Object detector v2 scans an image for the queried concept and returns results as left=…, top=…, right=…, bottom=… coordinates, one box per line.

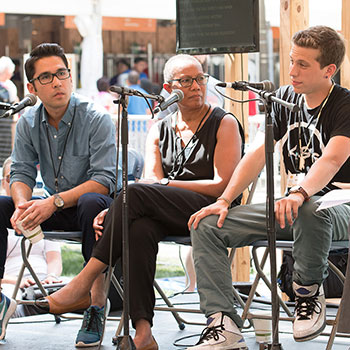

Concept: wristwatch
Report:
left=53, top=193, right=65, bottom=211
left=160, top=178, right=169, bottom=186
left=288, top=185, right=310, bottom=202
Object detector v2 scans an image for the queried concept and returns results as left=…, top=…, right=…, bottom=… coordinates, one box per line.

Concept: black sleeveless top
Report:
left=158, top=106, right=244, bottom=184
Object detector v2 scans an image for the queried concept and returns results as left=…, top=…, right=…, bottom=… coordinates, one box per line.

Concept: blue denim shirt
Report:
left=11, top=93, right=117, bottom=195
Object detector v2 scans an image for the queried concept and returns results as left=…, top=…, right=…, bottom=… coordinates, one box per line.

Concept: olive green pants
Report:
left=191, top=196, right=350, bottom=328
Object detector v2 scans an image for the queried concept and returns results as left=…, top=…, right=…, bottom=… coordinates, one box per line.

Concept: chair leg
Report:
left=153, top=279, right=186, bottom=330
left=241, top=247, right=293, bottom=324
left=17, top=237, right=61, bottom=323
left=12, top=239, right=32, bottom=299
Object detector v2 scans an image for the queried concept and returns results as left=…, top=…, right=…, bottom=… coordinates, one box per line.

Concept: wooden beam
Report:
left=279, top=0, right=309, bottom=85
left=279, top=0, right=309, bottom=193
left=224, top=53, right=250, bottom=282
left=341, top=0, right=350, bottom=89
left=224, top=54, right=249, bottom=140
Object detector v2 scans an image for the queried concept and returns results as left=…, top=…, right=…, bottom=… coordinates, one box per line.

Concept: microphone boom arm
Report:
left=247, top=86, right=300, bottom=113
left=110, top=85, right=164, bottom=103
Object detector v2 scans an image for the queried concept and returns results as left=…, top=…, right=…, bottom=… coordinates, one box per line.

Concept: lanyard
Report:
left=297, top=84, right=334, bottom=171
left=45, top=104, right=77, bottom=193
left=169, top=104, right=211, bottom=179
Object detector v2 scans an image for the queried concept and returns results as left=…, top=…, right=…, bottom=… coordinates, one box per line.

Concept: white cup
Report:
left=252, top=311, right=272, bottom=343
left=16, top=219, right=44, bottom=244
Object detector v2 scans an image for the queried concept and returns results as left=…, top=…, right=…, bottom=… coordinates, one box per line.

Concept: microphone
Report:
left=154, top=90, right=184, bottom=114
left=217, top=80, right=275, bottom=92
left=2, top=94, right=37, bottom=118
left=109, top=85, right=164, bottom=102
left=109, top=85, right=139, bottom=96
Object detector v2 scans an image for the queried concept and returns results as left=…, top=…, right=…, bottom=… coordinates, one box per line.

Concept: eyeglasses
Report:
left=30, top=68, right=71, bottom=85
left=169, top=74, right=209, bottom=88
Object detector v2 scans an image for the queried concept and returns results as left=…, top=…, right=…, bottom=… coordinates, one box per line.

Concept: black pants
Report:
left=0, top=192, right=113, bottom=279
left=92, top=183, right=216, bottom=326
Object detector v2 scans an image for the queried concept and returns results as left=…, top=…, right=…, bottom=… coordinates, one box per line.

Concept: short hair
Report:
left=134, top=57, right=147, bottom=65
left=0, top=56, right=15, bottom=75
left=292, top=26, right=345, bottom=74
left=25, top=43, right=69, bottom=82
left=96, top=77, right=110, bottom=92
left=117, top=59, right=130, bottom=69
left=128, top=70, right=140, bottom=85
left=2, top=157, right=11, bottom=178
left=163, top=54, right=202, bottom=83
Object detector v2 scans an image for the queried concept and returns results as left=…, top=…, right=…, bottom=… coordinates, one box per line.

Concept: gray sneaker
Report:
left=75, top=299, right=110, bottom=348
left=293, top=282, right=326, bottom=342
left=186, top=312, right=248, bottom=350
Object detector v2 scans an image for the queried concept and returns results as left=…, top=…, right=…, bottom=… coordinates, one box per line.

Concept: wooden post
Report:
left=279, top=0, right=309, bottom=194
left=224, top=53, right=250, bottom=282
left=341, top=0, right=350, bottom=89
left=224, top=54, right=249, bottom=140
left=279, top=0, right=309, bottom=300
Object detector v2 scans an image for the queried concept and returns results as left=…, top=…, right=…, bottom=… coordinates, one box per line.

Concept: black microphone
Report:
left=2, top=94, right=37, bottom=118
left=109, top=85, right=164, bottom=102
left=217, top=80, right=275, bottom=92
left=154, top=90, right=184, bottom=114
left=109, top=85, right=139, bottom=96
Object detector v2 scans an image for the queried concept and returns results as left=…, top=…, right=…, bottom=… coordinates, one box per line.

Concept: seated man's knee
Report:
left=190, top=215, right=218, bottom=241
left=77, top=192, right=111, bottom=215
left=297, top=199, right=324, bottom=223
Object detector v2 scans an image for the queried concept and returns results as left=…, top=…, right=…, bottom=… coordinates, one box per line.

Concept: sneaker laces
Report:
left=196, top=323, right=225, bottom=344
left=295, top=294, right=321, bottom=321
left=82, top=307, right=102, bottom=335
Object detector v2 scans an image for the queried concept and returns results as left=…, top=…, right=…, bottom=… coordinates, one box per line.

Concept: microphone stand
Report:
left=0, top=102, right=12, bottom=110
left=246, top=86, right=300, bottom=350
left=113, top=92, right=136, bottom=350
left=0, top=102, right=13, bottom=119
left=110, top=88, right=163, bottom=350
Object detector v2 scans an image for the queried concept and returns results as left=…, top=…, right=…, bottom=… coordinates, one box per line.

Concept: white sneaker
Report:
left=293, top=282, right=326, bottom=342
left=186, top=312, right=248, bottom=350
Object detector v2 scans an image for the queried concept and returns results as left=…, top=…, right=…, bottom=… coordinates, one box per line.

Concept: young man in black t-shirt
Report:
left=187, top=25, right=350, bottom=349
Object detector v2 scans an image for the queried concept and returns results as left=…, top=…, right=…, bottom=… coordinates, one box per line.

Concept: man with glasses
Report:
left=0, top=43, right=116, bottom=346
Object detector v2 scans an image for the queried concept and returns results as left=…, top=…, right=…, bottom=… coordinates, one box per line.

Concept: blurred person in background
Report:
left=126, top=70, right=152, bottom=115
left=109, top=58, right=130, bottom=87
left=93, top=77, right=118, bottom=115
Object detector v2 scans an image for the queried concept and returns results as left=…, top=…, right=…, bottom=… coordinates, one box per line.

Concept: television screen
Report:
left=176, top=0, right=260, bottom=55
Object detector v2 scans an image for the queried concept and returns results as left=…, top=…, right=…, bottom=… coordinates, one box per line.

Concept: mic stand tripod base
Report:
left=259, top=342, right=283, bottom=350
left=114, top=335, right=136, bottom=350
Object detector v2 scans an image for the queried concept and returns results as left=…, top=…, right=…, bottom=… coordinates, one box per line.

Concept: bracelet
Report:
left=217, top=196, right=231, bottom=207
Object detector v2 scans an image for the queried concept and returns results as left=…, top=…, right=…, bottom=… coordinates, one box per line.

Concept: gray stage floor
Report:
left=1, top=288, right=349, bottom=350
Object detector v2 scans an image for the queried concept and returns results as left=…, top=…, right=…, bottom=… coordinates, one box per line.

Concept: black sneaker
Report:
left=293, top=282, right=326, bottom=342
left=75, top=299, right=110, bottom=348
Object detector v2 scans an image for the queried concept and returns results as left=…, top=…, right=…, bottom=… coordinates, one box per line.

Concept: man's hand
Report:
left=20, top=277, right=36, bottom=289
left=42, top=275, right=63, bottom=285
left=275, top=193, right=304, bottom=228
left=93, top=208, right=109, bottom=240
left=188, top=200, right=229, bottom=230
left=11, top=197, right=56, bottom=232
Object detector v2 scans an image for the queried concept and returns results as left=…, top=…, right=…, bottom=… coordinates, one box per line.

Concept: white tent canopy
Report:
left=1, top=0, right=176, bottom=20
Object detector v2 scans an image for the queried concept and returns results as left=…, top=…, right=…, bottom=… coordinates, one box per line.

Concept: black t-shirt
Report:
left=272, top=84, right=350, bottom=195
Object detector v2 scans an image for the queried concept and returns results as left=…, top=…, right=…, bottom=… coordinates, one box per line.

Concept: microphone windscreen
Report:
left=26, top=94, right=38, bottom=106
